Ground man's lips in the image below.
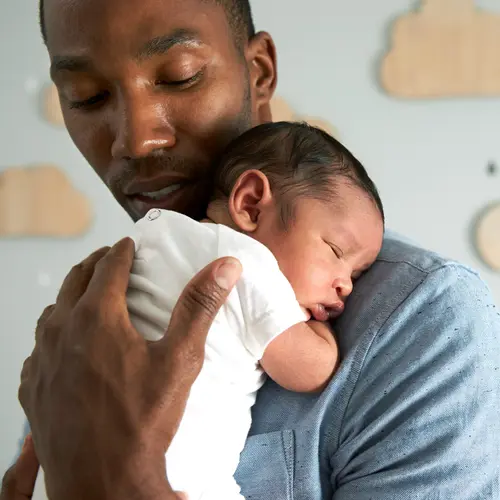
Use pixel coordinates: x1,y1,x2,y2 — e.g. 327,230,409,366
123,174,192,196
133,183,184,201
125,183,196,219
121,172,205,219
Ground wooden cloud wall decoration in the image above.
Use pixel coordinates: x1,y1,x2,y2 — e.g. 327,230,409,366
473,201,500,272
380,0,500,98
42,84,65,127
0,165,92,237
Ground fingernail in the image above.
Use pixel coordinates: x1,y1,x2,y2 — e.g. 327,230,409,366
215,258,242,290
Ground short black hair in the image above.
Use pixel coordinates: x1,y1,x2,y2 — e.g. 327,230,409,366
38,0,255,48
213,121,385,225
212,0,255,47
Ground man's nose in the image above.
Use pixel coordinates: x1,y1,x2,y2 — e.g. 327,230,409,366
111,91,176,160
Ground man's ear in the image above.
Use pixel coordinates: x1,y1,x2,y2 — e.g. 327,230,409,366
228,170,274,232
246,32,277,125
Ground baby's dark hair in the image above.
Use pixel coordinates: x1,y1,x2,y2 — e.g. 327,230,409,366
213,121,384,225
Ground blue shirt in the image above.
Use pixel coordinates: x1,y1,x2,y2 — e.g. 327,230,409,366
235,232,500,499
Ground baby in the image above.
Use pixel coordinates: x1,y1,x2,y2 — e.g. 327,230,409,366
126,121,385,499
32,121,384,500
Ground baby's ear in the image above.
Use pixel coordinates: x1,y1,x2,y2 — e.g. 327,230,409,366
228,170,274,232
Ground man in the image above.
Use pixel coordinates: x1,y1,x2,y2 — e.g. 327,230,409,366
2,0,499,498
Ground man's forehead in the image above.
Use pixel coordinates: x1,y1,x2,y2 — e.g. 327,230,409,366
43,0,229,51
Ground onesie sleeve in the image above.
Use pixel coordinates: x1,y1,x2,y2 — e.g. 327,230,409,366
226,236,307,360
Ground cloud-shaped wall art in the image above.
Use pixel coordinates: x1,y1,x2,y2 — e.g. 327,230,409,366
0,165,92,237
380,0,500,98
42,84,65,127
473,201,500,272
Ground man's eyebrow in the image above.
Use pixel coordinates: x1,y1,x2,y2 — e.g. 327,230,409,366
49,29,202,77
50,56,92,77
136,29,203,60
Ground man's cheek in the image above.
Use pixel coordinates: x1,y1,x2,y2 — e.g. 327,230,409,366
66,117,111,167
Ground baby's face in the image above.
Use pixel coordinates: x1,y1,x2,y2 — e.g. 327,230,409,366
256,182,384,321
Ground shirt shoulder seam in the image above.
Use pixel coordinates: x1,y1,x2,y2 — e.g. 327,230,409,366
376,257,480,277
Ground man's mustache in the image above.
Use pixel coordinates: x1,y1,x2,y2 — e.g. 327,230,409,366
106,154,210,188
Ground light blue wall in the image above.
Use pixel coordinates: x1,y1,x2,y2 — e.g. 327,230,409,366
1,0,499,475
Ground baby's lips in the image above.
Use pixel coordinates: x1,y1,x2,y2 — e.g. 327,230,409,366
310,304,330,322
327,302,345,319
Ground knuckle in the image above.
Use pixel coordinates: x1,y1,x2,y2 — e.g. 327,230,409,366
36,304,55,328
184,282,222,317
70,261,86,275
94,252,121,278
35,306,61,347
20,356,31,377
73,299,100,327
93,245,111,257
93,256,108,274
80,246,109,268
100,247,129,274
18,382,28,414
39,313,61,341
73,296,114,334
18,383,24,405
74,299,93,318
42,303,55,317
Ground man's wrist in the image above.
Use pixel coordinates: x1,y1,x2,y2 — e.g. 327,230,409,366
47,453,172,500
111,455,172,500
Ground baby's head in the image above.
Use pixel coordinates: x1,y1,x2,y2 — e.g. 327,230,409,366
208,122,384,321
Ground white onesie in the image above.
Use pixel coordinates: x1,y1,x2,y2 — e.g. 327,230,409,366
127,209,305,499
31,208,305,500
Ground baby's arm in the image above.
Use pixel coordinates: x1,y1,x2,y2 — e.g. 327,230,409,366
260,321,339,393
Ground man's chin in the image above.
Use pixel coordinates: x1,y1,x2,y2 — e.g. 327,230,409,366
123,189,210,222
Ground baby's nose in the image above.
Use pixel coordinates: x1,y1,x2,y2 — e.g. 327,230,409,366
335,277,353,300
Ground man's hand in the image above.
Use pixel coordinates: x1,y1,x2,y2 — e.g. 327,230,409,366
1,435,39,500
18,238,242,500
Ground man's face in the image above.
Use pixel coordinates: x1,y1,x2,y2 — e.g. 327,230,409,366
44,0,277,221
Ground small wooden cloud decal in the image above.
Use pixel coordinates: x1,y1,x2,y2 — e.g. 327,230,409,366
270,96,338,137
473,201,500,272
380,0,500,98
42,84,65,127
0,165,92,237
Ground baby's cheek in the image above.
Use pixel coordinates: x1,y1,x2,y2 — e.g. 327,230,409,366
292,262,329,301
309,264,332,289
